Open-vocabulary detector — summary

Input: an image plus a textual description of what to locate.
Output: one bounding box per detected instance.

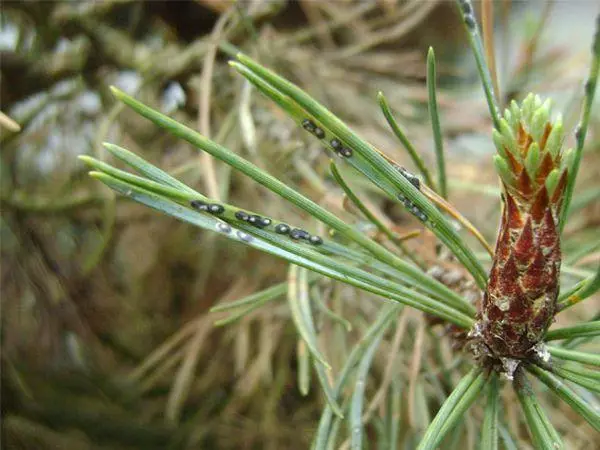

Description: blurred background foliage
[1,1,598,449]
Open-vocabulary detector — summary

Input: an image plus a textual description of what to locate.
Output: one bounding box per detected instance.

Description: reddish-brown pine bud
[475,95,570,362]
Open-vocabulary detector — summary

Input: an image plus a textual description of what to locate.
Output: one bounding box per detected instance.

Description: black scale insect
[275,223,291,234]
[394,165,421,190]
[235,211,249,221]
[458,0,476,30]
[308,235,323,245]
[290,228,310,240]
[397,193,428,222]
[330,138,352,158]
[234,212,323,245]
[217,223,231,234]
[275,223,322,245]
[303,120,352,158]
[192,201,324,244]
[302,119,315,132]
[339,147,352,157]
[302,119,325,139]
[330,138,342,151]
[235,210,272,228]
[208,204,225,214]
[191,200,224,215]
[190,200,208,211]
[248,215,271,228]
[463,14,476,29]
[237,231,253,242]
[392,165,426,221]
[330,138,350,156]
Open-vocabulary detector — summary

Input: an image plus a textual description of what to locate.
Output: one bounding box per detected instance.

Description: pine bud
[478,95,570,359]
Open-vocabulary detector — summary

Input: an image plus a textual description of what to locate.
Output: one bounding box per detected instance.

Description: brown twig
[407,314,426,429]
[481,0,501,106]
[363,309,409,422]
[198,8,234,200]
